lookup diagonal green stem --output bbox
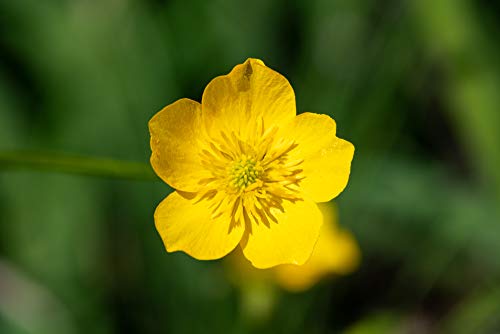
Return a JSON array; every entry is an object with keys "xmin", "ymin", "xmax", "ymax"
[{"xmin": 0, "ymin": 150, "xmax": 157, "ymax": 181}]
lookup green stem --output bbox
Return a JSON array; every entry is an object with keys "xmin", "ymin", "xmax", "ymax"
[{"xmin": 0, "ymin": 150, "xmax": 157, "ymax": 181}]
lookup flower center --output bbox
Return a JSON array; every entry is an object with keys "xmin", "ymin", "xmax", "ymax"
[
  {"xmin": 197, "ymin": 127, "xmax": 305, "ymax": 229},
  {"xmin": 229, "ymin": 155, "xmax": 262, "ymax": 190}
]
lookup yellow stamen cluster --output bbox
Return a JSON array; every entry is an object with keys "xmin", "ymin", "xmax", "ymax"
[{"xmin": 198, "ymin": 124, "xmax": 304, "ymax": 229}]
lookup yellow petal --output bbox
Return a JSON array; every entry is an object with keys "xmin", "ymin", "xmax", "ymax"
[
  {"xmin": 287, "ymin": 113, "xmax": 355, "ymax": 202},
  {"xmin": 201, "ymin": 58, "xmax": 296, "ymax": 138},
  {"xmin": 240, "ymin": 198, "xmax": 322, "ymax": 269},
  {"xmin": 273, "ymin": 203, "xmax": 361, "ymax": 291},
  {"xmin": 149, "ymin": 98, "xmax": 210, "ymax": 192},
  {"xmin": 154, "ymin": 191, "xmax": 245, "ymax": 260}
]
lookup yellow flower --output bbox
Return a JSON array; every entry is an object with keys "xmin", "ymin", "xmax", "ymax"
[
  {"xmin": 273, "ymin": 203, "xmax": 360, "ymax": 291},
  {"xmin": 149, "ymin": 58, "xmax": 354, "ymax": 268},
  {"xmin": 227, "ymin": 203, "xmax": 361, "ymax": 292}
]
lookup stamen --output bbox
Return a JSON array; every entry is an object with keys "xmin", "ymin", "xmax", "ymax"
[{"xmin": 198, "ymin": 129, "xmax": 304, "ymax": 229}]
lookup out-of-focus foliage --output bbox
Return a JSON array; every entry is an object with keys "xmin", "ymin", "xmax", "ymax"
[{"xmin": 1, "ymin": 0, "xmax": 500, "ymax": 333}]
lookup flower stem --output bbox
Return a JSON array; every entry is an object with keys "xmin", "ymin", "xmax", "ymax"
[{"xmin": 0, "ymin": 150, "xmax": 157, "ymax": 181}]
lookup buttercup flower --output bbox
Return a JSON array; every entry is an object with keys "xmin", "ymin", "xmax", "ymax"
[
  {"xmin": 227, "ymin": 203, "xmax": 361, "ymax": 292},
  {"xmin": 149, "ymin": 58, "xmax": 354, "ymax": 268}
]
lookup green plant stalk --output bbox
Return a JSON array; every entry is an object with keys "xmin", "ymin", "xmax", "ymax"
[{"xmin": 0, "ymin": 150, "xmax": 157, "ymax": 180}]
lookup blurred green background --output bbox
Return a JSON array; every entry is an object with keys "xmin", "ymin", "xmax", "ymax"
[{"xmin": 1, "ymin": 0, "xmax": 500, "ymax": 333}]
